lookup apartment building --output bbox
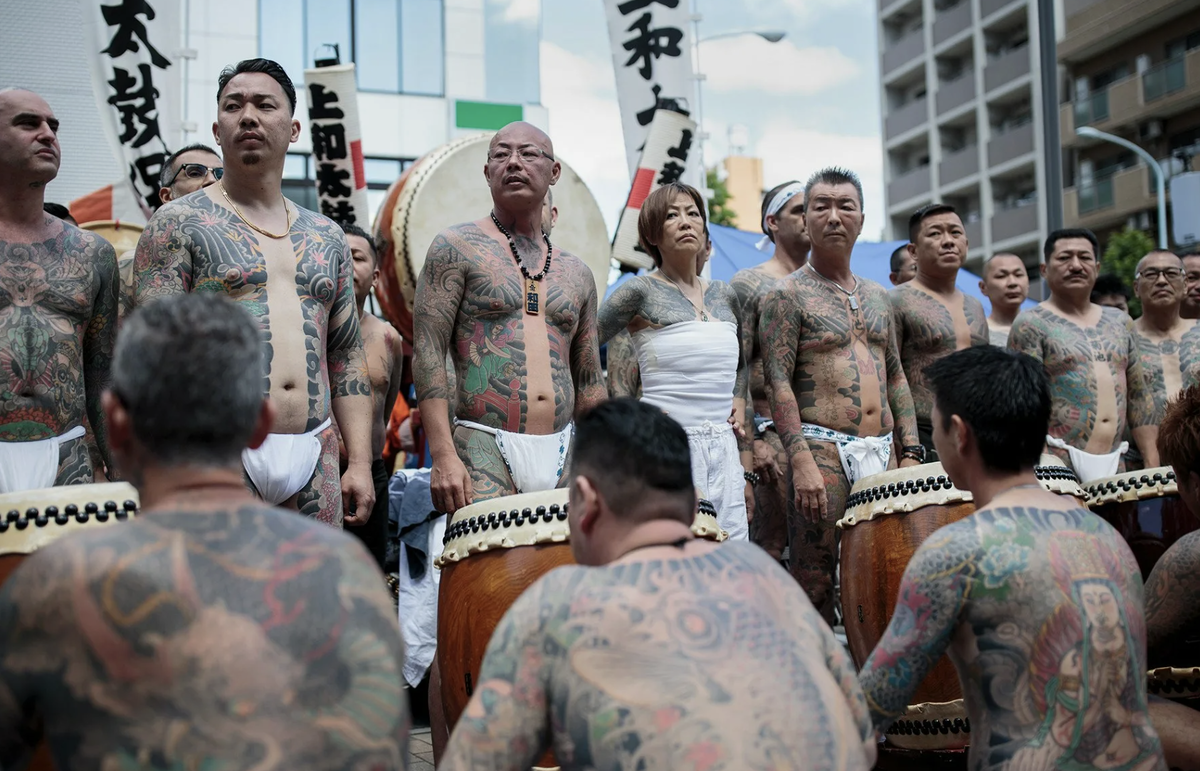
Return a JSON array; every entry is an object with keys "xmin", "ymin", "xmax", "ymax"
[
  {"xmin": 878, "ymin": 0, "xmax": 1050, "ymax": 277},
  {"xmin": 1059, "ymin": 0, "xmax": 1200, "ymax": 249}
]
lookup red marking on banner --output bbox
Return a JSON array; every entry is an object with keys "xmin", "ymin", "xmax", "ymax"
[
  {"xmin": 625, "ymin": 168, "xmax": 656, "ymax": 210},
  {"xmin": 351, "ymin": 140, "xmax": 366, "ymax": 190}
]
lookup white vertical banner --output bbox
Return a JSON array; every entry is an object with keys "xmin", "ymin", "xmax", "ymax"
[
  {"xmin": 611, "ymin": 108, "xmax": 697, "ymax": 270},
  {"xmin": 84, "ymin": 0, "xmax": 182, "ymax": 220},
  {"xmin": 302, "ymin": 64, "xmax": 371, "ymax": 227},
  {"xmin": 604, "ymin": 0, "xmax": 695, "ymax": 179}
]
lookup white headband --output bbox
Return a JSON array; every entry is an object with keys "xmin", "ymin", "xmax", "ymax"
[{"xmin": 755, "ymin": 182, "xmax": 805, "ymax": 253}]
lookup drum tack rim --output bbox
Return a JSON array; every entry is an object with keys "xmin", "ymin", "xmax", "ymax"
[{"xmin": 1084, "ymin": 467, "xmax": 1178, "ymax": 507}]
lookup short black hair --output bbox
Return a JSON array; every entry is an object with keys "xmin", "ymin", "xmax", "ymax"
[
  {"xmin": 158, "ymin": 143, "xmax": 221, "ymax": 188},
  {"xmin": 804, "ymin": 167, "xmax": 864, "ymax": 211},
  {"xmin": 340, "ymin": 222, "xmax": 380, "ymax": 267},
  {"xmin": 43, "ymin": 202, "xmax": 73, "ymax": 223},
  {"xmin": 217, "ymin": 58, "xmax": 297, "ymax": 115},
  {"xmin": 1092, "ymin": 273, "xmax": 1131, "ymax": 301},
  {"xmin": 571, "ymin": 398, "xmax": 694, "ymax": 520},
  {"xmin": 890, "ymin": 244, "xmax": 910, "ymax": 273},
  {"xmin": 908, "ymin": 202, "xmax": 958, "ymax": 242},
  {"xmin": 926, "ymin": 346, "xmax": 1050, "ymax": 473},
  {"xmin": 1044, "ymin": 227, "xmax": 1099, "ymax": 262},
  {"xmin": 760, "ymin": 179, "xmax": 802, "ymax": 241}
]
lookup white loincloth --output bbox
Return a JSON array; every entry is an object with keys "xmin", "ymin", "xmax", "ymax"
[
  {"xmin": 455, "ymin": 420, "xmax": 573, "ymax": 494},
  {"xmin": 686, "ymin": 421, "xmax": 749, "ymax": 541},
  {"xmin": 241, "ymin": 418, "xmax": 332, "ymax": 504},
  {"xmin": 0, "ymin": 425, "xmax": 87, "ymax": 493},
  {"xmin": 801, "ymin": 424, "xmax": 894, "ymax": 486},
  {"xmin": 1045, "ymin": 435, "xmax": 1128, "ymax": 483}
]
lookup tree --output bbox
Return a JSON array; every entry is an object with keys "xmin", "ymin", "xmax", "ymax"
[
  {"xmin": 1101, "ymin": 228, "xmax": 1155, "ymax": 317},
  {"xmin": 706, "ymin": 168, "xmax": 736, "ymax": 228}
]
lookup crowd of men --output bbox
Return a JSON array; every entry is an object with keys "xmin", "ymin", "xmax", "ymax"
[{"xmin": 1, "ymin": 54, "xmax": 1199, "ymax": 770}]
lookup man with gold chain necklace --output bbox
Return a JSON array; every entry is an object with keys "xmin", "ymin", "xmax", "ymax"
[{"xmin": 133, "ymin": 58, "xmax": 375, "ymax": 528}]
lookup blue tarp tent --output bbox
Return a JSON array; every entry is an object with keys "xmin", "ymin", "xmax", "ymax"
[{"xmin": 608, "ymin": 223, "xmax": 1036, "ymax": 315}]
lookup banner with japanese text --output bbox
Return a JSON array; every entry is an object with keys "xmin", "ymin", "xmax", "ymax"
[
  {"xmin": 611, "ymin": 108, "xmax": 697, "ymax": 270},
  {"xmin": 84, "ymin": 0, "xmax": 182, "ymax": 220},
  {"xmin": 603, "ymin": 0, "xmax": 695, "ymax": 178},
  {"xmin": 302, "ymin": 63, "xmax": 370, "ymax": 227}
]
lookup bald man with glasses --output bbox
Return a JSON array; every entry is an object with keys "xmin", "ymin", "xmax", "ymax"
[
  {"xmin": 157, "ymin": 143, "xmax": 224, "ymax": 207},
  {"xmin": 1131, "ymin": 250, "xmax": 1200, "ymax": 430}
]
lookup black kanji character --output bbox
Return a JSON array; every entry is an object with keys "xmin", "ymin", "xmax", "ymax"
[
  {"xmin": 622, "ymin": 13, "xmax": 684, "ymax": 81},
  {"xmin": 308, "ymin": 84, "xmax": 345, "ymax": 121},
  {"xmin": 131, "ymin": 151, "xmax": 166, "ymax": 210},
  {"xmin": 108, "ymin": 64, "xmax": 162, "ymax": 148},
  {"xmin": 101, "ymin": 0, "xmax": 170, "ymax": 69},
  {"xmin": 321, "ymin": 199, "xmax": 357, "ymax": 223},
  {"xmin": 636, "ymin": 84, "xmax": 664, "ymax": 127},
  {"xmin": 311, "ymin": 122, "xmax": 348, "ymax": 161},
  {"xmin": 667, "ymin": 129, "xmax": 693, "ymax": 162},
  {"xmin": 657, "ymin": 160, "xmax": 685, "ymax": 185},
  {"xmin": 316, "ymin": 162, "xmax": 352, "ymax": 198},
  {"xmin": 618, "ymin": 0, "xmax": 679, "ymax": 14}
]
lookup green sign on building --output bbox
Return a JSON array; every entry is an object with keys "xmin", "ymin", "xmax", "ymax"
[{"xmin": 455, "ymin": 100, "xmax": 524, "ymax": 131}]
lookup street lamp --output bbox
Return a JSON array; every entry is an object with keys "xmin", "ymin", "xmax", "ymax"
[
  {"xmin": 690, "ymin": 14, "xmax": 787, "ymax": 197},
  {"xmin": 1075, "ymin": 126, "xmax": 1168, "ymax": 249}
]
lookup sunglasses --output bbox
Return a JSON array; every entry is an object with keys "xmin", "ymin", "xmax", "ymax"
[{"xmin": 167, "ymin": 163, "xmax": 224, "ymax": 186}]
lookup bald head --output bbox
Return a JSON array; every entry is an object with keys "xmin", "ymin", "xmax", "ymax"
[
  {"xmin": 984, "ymin": 252, "xmax": 1024, "ymax": 278},
  {"xmin": 1136, "ymin": 250, "xmax": 1182, "ymax": 275},
  {"xmin": 484, "ymin": 121, "xmax": 560, "ymax": 217},
  {"xmin": 0, "ymin": 87, "xmax": 60, "ymax": 187},
  {"xmin": 490, "ymin": 121, "xmax": 554, "ymax": 158}
]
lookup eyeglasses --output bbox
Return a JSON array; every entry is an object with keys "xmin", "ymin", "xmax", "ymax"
[
  {"xmin": 167, "ymin": 163, "xmax": 224, "ymax": 186},
  {"xmin": 1136, "ymin": 268, "xmax": 1184, "ymax": 282},
  {"xmin": 488, "ymin": 146, "xmax": 553, "ymax": 164}
]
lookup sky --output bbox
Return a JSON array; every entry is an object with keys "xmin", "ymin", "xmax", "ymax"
[{"xmin": 533, "ymin": 0, "xmax": 887, "ymax": 240}]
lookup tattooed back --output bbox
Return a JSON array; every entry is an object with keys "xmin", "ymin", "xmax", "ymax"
[
  {"xmin": 0, "ymin": 504, "xmax": 410, "ymax": 771},
  {"xmin": 861, "ymin": 500, "xmax": 1165, "ymax": 771},
  {"xmin": 445, "ymin": 541, "xmax": 875, "ymax": 771}
]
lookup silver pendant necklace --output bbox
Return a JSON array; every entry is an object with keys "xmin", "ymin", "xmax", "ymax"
[
  {"xmin": 664, "ymin": 273, "xmax": 709, "ymax": 321},
  {"xmin": 807, "ymin": 263, "xmax": 860, "ymax": 310}
]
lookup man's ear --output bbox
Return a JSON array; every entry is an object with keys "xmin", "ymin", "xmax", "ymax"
[
  {"xmin": 247, "ymin": 399, "xmax": 277, "ymax": 451},
  {"xmin": 574, "ymin": 475, "xmax": 602, "ymax": 537}
]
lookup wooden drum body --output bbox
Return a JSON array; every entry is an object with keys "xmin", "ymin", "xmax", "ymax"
[
  {"xmin": 435, "ymin": 491, "xmax": 725, "ymax": 741},
  {"xmin": 838, "ymin": 458, "xmax": 1084, "ymax": 749},
  {"xmin": 1085, "ymin": 467, "xmax": 1198, "ymax": 580}
]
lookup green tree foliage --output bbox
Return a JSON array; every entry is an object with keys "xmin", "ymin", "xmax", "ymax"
[
  {"xmin": 1101, "ymin": 228, "xmax": 1155, "ymax": 317},
  {"xmin": 706, "ymin": 168, "xmax": 736, "ymax": 228}
]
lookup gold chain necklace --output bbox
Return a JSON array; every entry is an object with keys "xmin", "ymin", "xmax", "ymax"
[{"xmin": 219, "ymin": 182, "xmax": 292, "ymax": 239}]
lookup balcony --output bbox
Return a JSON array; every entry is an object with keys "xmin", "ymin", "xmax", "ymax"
[
  {"xmin": 937, "ymin": 75, "xmax": 976, "ymax": 114},
  {"xmin": 886, "ymin": 96, "xmax": 929, "ymax": 138},
  {"xmin": 989, "ymin": 122, "xmax": 1035, "ymax": 166},
  {"xmin": 981, "ymin": 0, "xmax": 1020, "ymax": 18},
  {"xmin": 1060, "ymin": 0, "xmax": 1200, "ymax": 64},
  {"xmin": 940, "ymin": 145, "xmax": 979, "ymax": 184},
  {"xmin": 1064, "ymin": 165, "xmax": 1157, "ymax": 229},
  {"xmin": 965, "ymin": 219, "xmax": 984, "ymax": 247},
  {"xmin": 984, "ymin": 46, "xmax": 1031, "ymax": 92},
  {"xmin": 992, "ymin": 203, "xmax": 1039, "ymax": 242},
  {"xmin": 1143, "ymin": 57, "xmax": 1186, "ymax": 102},
  {"xmin": 883, "ymin": 29, "xmax": 926, "ymax": 74},
  {"xmin": 889, "ymin": 165, "xmax": 932, "ymax": 203},
  {"xmin": 933, "ymin": 2, "xmax": 972, "ymax": 45}
]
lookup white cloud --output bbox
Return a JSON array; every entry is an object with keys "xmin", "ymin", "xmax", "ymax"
[
  {"xmin": 540, "ymin": 41, "xmax": 630, "ymax": 236},
  {"xmin": 489, "ymin": 0, "xmax": 540, "ymax": 25},
  {"xmin": 699, "ymin": 36, "xmax": 859, "ymax": 95},
  {"xmin": 742, "ymin": 0, "xmax": 872, "ymax": 21},
  {"xmin": 754, "ymin": 123, "xmax": 887, "ymax": 241}
]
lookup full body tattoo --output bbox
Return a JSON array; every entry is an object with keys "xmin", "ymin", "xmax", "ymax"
[
  {"xmin": 758, "ymin": 270, "xmax": 918, "ymax": 616},
  {"xmin": 133, "ymin": 191, "xmax": 371, "ymax": 524},
  {"xmin": 860, "ymin": 504, "xmax": 1166, "ymax": 771},
  {"xmin": 1008, "ymin": 306, "xmax": 1155, "ymax": 463},
  {"xmin": 442, "ymin": 542, "xmax": 876, "ymax": 771},
  {"xmin": 413, "ymin": 222, "xmax": 605, "ymax": 500},
  {"xmin": 1131, "ymin": 320, "xmax": 1200, "ymax": 423},
  {"xmin": 0, "ymin": 504, "xmax": 410, "ymax": 769},
  {"xmin": 605, "ymin": 328, "xmax": 641, "ymax": 398},
  {"xmin": 1143, "ymin": 532, "xmax": 1200, "ymax": 666},
  {"xmin": 0, "ymin": 218, "xmax": 118, "ymax": 482}
]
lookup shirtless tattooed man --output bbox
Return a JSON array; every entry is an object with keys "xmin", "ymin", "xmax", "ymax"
[
  {"xmin": 860, "ymin": 345, "xmax": 1166, "ymax": 771},
  {"xmin": 891, "ymin": 203, "xmax": 989, "ymax": 462},
  {"xmin": 1008, "ymin": 229, "xmax": 1158, "ymax": 482},
  {"xmin": 759, "ymin": 167, "xmax": 920, "ymax": 622},
  {"xmin": 0, "ymin": 294, "xmax": 410, "ymax": 771},
  {"xmin": 134, "ymin": 59, "xmax": 375, "ymax": 526},
  {"xmin": 978, "ymin": 252, "xmax": 1030, "ymax": 348},
  {"xmin": 442, "ymin": 398, "xmax": 876, "ymax": 771},
  {"xmin": 0, "ymin": 87, "xmax": 117, "ymax": 491},
  {"xmin": 413, "ymin": 121, "xmax": 606, "ymax": 514},
  {"xmin": 732, "ymin": 180, "xmax": 808, "ymax": 566}
]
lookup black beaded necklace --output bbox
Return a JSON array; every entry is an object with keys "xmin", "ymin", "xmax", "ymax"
[{"xmin": 491, "ymin": 211, "xmax": 553, "ymax": 315}]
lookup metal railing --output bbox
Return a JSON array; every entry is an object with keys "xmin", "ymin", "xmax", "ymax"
[
  {"xmin": 1073, "ymin": 89, "xmax": 1109, "ymax": 125},
  {"xmin": 1143, "ymin": 57, "xmax": 1185, "ymax": 102},
  {"xmin": 1078, "ymin": 176, "xmax": 1115, "ymax": 213}
]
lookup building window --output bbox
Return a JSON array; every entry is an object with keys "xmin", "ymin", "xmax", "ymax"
[
  {"xmin": 258, "ymin": 0, "xmax": 444, "ymax": 96},
  {"xmin": 484, "ymin": 0, "xmax": 541, "ymax": 105}
]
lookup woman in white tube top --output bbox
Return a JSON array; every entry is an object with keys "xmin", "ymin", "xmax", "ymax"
[{"xmin": 597, "ymin": 182, "xmax": 752, "ymax": 541}]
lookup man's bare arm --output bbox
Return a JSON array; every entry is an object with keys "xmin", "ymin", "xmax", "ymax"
[
  {"xmin": 1124, "ymin": 317, "xmax": 1160, "ymax": 465},
  {"xmin": 441, "ymin": 589, "xmax": 549, "ymax": 770},
  {"xmin": 884, "ymin": 313, "xmax": 920, "ymax": 449},
  {"xmin": 859, "ymin": 524, "xmax": 975, "ymax": 729},
  {"xmin": 384, "ymin": 326, "xmax": 405, "ymax": 429},
  {"xmin": 1143, "ymin": 533, "xmax": 1200, "ymax": 665},
  {"xmin": 327, "ymin": 232, "xmax": 373, "ymax": 451},
  {"xmin": 605, "ymin": 331, "xmax": 641, "ymax": 398},
  {"xmin": 570, "ymin": 276, "xmax": 607, "ymax": 416},
  {"xmin": 596, "ymin": 280, "xmax": 645, "ymax": 346},
  {"xmin": 759, "ymin": 288, "xmax": 809, "ymax": 459},
  {"xmin": 1006, "ymin": 315, "xmax": 1042, "ymax": 360},
  {"xmin": 413, "ymin": 233, "xmax": 467, "ymax": 453},
  {"xmin": 132, "ymin": 205, "xmax": 194, "ymax": 302},
  {"xmin": 84, "ymin": 239, "xmax": 119, "ymax": 477}
]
